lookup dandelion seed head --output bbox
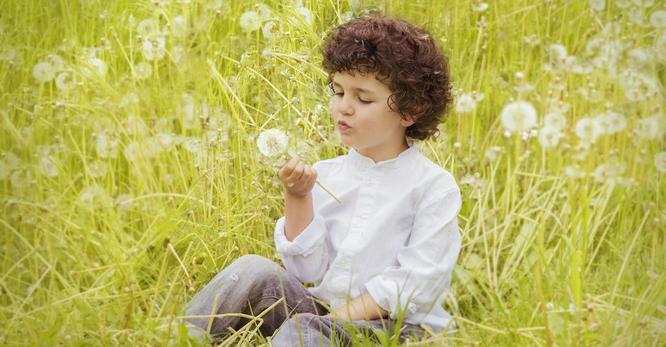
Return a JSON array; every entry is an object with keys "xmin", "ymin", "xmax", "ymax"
[
  {"xmin": 262, "ymin": 21, "xmax": 277, "ymax": 40},
  {"xmin": 257, "ymin": 128, "xmax": 289, "ymax": 157},
  {"xmin": 454, "ymin": 93, "xmax": 480, "ymax": 113},
  {"xmin": 296, "ymin": 7, "xmax": 314, "ymax": 25},
  {"xmin": 589, "ymin": 0, "xmax": 605, "ymax": 11},
  {"xmin": 538, "ymin": 126, "xmax": 563, "ymax": 148},
  {"xmin": 0, "ymin": 152, "xmax": 20, "ymax": 180},
  {"xmin": 472, "ymin": 1, "xmax": 489, "ymax": 12},
  {"xmin": 634, "ymin": 113, "xmax": 665, "ymax": 140},
  {"xmin": 141, "ymin": 35, "xmax": 166, "ymax": 61},
  {"xmin": 596, "ymin": 111, "xmax": 627, "ymax": 134},
  {"xmin": 133, "ymin": 62, "xmax": 153, "ymax": 80},
  {"xmin": 592, "ymin": 162, "xmax": 626, "ymax": 185},
  {"xmin": 544, "ymin": 112, "xmax": 567, "ymax": 130},
  {"xmin": 575, "ymin": 117, "xmax": 604, "ymax": 143},
  {"xmin": 564, "ymin": 165, "xmax": 586, "ymax": 178},
  {"xmin": 500, "ymin": 100, "xmax": 538, "ymax": 133},
  {"xmin": 137, "ymin": 18, "xmax": 160, "ymax": 36},
  {"xmin": 239, "ymin": 11, "xmax": 262, "ymax": 32},
  {"xmin": 32, "ymin": 62, "xmax": 55, "ymax": 83},
  {"xmin": 55, "ymin": 71, "xmax": 76, "ymax": 91}
]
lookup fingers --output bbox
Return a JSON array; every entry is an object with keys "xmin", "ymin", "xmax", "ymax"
[{"xmin": 278, "ymin": 157, "xmax": 316, "ymax": 191}]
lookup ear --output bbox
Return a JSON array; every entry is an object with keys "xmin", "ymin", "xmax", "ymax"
[{"xmin": 400, "ymin": 115, "xmax": 416, "ymax": 127}]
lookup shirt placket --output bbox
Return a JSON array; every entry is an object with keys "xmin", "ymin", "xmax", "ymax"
[{"xmin": 330, "ymin": 166, "xmax": 380, "ymax": 294}]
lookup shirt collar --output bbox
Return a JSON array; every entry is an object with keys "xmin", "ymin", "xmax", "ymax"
[{"xmin": 347, "ymin": 140, "xmax": 419, "ymax": 171}]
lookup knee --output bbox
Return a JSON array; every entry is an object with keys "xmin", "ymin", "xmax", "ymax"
[{"xmin": 231, "ymin": 254, "xmax": 285, "ymax": 284}]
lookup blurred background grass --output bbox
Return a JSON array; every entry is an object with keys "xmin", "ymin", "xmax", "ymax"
[{"xmin": 0, "ymin": 0, "xmax": 664, "ymax": 345}]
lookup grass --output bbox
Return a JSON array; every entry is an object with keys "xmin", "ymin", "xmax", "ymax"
[{"xmin": 1, "ymin": 0, "xmax": 664, "ymax": 345}]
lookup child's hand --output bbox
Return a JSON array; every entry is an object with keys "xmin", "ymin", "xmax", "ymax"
[{"xmin": 278, "ymin": 156, "xmax": 317, "ymax": 197}]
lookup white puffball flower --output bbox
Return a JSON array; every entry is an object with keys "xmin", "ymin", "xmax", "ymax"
[
  {"xmin": 88, "ymin": 57, "xmax": 107, "ymax": 77},
  {"xmin": 592, "ymin": 162, "xmax": 626, "ymax": 185},
  {"xmin": 296, "ymin": 7, "xmax": 314, "ymax": 25},
  {"xmin": 575, "ymin": 116, "xmax": 604, "ymax": 143},
  {"xmin": 257, "ymin": 128, "xmax": 289, "ymax": 157},
  {"xmin": 500, "ymin": 100, "xmax": 538, "ymax": 133},
  {"xmin": 655, "ymin": 152, "xmax": 666, "ymax": 173},
  {"xmin": 172, "ymin": 15, "xmax": 188, "ymax": 38},
  {"xmin": 589, "ymin": 0, "xmax": 605, "ymax": 11},
  {"xmin": 137, "ymin": 18, "xmax": 160, "ymax": 36},
  {"xmin": 142, "ymin": 35, "xmax": 166, "ymax": 61},
  {"xmin": 472, "ymin": 2, "xmax": 489, "ymax": 12},
  {"xmin": 240, "ymin": 11, "xmax": 262, "ymax": 32},
  {"xmin": 597, "ymin": 111, "xmax": 627, "ymax": 135},
  {"xmin": 262, "ymin": 21, "xmax": 278, "ymax": 40},
  {"xmin": 538, "ymin": 126, "xmax": 564, "ymax": 148},
  {"xmin": 634, "ymin": 113, "xmax": 665, "ymax": 140},
  {"xmin": 55, "ymin": 71, "xmax": 76, "ymax": 91},
  {"xmin": 32, "ymin": 62, "xmax": 55, "ymax": 83},
  {"xmin": 455, "ymin": 92, "xmax": 483, "ymax": 113},
  {"xmin": 544, "ymin": 112, "xmax": 567, "ymax": 130},
  {"xmin": 254, "ymin": 3, "xmax": 273, "ymax": 21},
  {"xmin": 133, "ymin": 62, "xmax": 153, "ymax": 80}
]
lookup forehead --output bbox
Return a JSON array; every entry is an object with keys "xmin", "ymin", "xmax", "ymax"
[{"xmin": 331, "ymin": 71, "xmax": 391, "ymax": 94}]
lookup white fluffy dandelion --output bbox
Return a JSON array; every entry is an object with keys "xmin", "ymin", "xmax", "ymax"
[
  {"xmin": 500, "ymin": 100, "xmax": 538, "ymax": 134},
  {"xmin": 597, "ymin": 111, "xmax": 627, "ymax": 135},
  {"xmin": 137, "ymin": 18, "xmax": 160, "ymax": 36},
  {"xmin": 592, "ymin": 162, "xmax": 626, "ymax": 185},
  {"xmin": 240, "ymin": 11, "xmax": 262, "ymax": 32},
  {"xmin": 32, "ymin": 62, "xmax": 55, "ymax": 83},
  {"xmin": 634, "ymin": 113, "xmax": 665, "ymax": 140},
  {"xmin": 455, "ymin": 92, "xmax": 483, "ymax": 114},
  {"xmin": 0, "ymin": 152, "xmax": 20, "ymax": 180},
  {"xmin": 655, "ymin": 152, "xmax": 666, "ymax": 173},
  {"xmin": 575, "ymin": 117, "xmax": 604, "ymax": 143},
  {"xmin": 544, "ymin": 112, "xmax": 567, "ymax": 130},
  {"xmin": 257, "ymin": 128, "xmax": 340, "ymax": 203},
  {"xmin": 256, "ymin": 128, "xmax": 289, "ymax": 157},
  {"xmin": 588, "ymin": 0, "xmax": 605, "ymax": 11},
  {"xmin": 538, "ymin": 126, "xmax": 564, "ymax": 148},
  {"xmin": 296, "ymin": 7, "xmax": 314, "ymax": 25},
  {"xmin": 55, "ymin": 71, "xmax": 76, "ymax": 91},
  {"xmin": 142, "ymin": 35, "xmax": 166, "ymax": 61},
  {"xmin": 565, "ymin": 165, "xmax": 586, "ymax": 178},
  {"xmin": 262, "ymin": 21, "xmax": 278, "ymax": 40},
  {"xmin": 133, "ymin": 62, "xmax": 153, "ymax": 80},
  {"xmin": 471, "ymin": 1, "xmax": 489, "ymax": 12}
]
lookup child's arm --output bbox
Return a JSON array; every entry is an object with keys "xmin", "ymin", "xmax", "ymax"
[
  {"xmin": 274, "ymin": 157, "xmax": 330, "ymax": 283},
  {"xmin": 278, "ymin": 156, "xmax": 318, "ymax": 240},
  {"xmin": 325, "ymin": 292, "xmax": 389, "ymax": 321}
]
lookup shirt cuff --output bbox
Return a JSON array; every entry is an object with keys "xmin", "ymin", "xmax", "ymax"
[
  {"xmin": 274, "ymin": 214, "xmax": 327, "ymax": 257},
  {"xmin": 365, "ymin": 275, "xmax": 418, "ymax": 320}
]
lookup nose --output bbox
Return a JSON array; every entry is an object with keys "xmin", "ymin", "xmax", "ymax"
[{"xmin": 336, "ymin": 94, "xmax": 354, "ymax": 117}]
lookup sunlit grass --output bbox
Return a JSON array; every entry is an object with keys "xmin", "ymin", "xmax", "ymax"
[{"xmin": 1, "ymin": 0, "xmax": 664, "ymax": 345}]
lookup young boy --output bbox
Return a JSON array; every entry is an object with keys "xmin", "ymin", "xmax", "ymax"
[{"xmin": 185, "ymin": 15, "xmax": 461, "ymax": 346}]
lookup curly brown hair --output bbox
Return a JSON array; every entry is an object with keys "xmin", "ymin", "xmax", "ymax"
[{"xmin": 321, "ymin": 16, "xmax": 453, "ymax": 140}]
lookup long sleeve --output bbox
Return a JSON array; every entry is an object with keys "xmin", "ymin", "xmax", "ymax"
[
  {"xmin": 364, "ymin": 186, "xmax": 462, "ymax": 320},
  {"xmin": 274, "ymin": 213, "xmax": 330, "ymax": 283}
]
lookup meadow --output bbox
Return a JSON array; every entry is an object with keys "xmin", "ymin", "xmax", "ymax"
[{"xmin": 0, "ymin": 0, "xmax": 665, "ymax": 345}]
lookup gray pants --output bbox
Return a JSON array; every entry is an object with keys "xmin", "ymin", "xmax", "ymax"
[{"xmin": 184, "ymin": 254, "xmax": 424, "ymax": 346}]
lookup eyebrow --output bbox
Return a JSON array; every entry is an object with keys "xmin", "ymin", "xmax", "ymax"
[{"xmin": 331, "ymin": 81, "xmax": 374, "ymax": 95}]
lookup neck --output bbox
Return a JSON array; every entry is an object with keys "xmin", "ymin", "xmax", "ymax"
[{"xmin": 357, "ymin": 138, "xmax": 410, "ymax": 163}]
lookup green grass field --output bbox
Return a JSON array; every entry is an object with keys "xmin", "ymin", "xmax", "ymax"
[{"xmin": 1, "ymin": 0, "xmax": 664, "ymax": 345}]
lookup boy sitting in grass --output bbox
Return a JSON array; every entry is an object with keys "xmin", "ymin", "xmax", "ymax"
[{"xmin": 185, "ymin": 15, "xmax": 462, "ymax": 346}]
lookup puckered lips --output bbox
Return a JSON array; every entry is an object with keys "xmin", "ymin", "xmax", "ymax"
[{"xmin": 337, "ymin": 120, "xmax": 351, "ymax": 132}]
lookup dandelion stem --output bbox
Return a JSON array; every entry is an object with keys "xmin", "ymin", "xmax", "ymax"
[{"xmin": 315, "ymin": 180, "xmax": 342, "ymax": 204}]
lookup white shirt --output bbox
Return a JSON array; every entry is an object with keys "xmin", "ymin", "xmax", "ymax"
[{"xmin": 273, "ymin": 142, "xmax": 462, "ymax": 332}]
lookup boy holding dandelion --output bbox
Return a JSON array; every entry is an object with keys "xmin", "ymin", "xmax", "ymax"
[{"xmin": 185, "ymin": 15, "xmax": 461, "ymax": 346}]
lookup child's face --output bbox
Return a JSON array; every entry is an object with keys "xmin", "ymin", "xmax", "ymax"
[{"xmin": 328, "ymin": 71, "xmax": 414, "ymax": 159}]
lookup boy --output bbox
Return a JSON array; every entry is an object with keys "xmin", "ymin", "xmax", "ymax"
[{"xmin": 185, "ymin": 15, "xmax": 461, "ymax": 346}]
